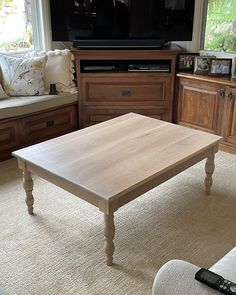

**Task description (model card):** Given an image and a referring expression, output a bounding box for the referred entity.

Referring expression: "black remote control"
[195,268,236,294]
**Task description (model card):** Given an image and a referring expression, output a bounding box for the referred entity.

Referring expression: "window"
[0,0,51,53]
[0,0,33,52]
[203,0,236,53]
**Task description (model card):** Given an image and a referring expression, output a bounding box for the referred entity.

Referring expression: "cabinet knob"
[219,89,225,98]
[46,120,54,127]
[228,92,234,100]
[121,90,131,97]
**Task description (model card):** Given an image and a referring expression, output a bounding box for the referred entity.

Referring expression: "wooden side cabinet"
[177,73,236,154]
[74,46,181,128]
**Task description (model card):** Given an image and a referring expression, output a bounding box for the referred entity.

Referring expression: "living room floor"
[0,151,235,295]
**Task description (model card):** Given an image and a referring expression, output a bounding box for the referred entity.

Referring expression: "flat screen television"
[49,0,196,48]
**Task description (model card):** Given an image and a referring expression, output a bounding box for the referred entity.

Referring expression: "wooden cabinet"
[0,103,78,162]
[74,46,181,128]
[177,73,236,154]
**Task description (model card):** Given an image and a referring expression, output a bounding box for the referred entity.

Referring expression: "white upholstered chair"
[152,247,236,294]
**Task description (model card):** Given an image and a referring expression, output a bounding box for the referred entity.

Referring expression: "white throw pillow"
[0,83,9,99]
[26,49,77,94]
[0,54,47,96]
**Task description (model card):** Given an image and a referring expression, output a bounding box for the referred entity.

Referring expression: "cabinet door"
[178,79,222,134]
[221,87,236,146]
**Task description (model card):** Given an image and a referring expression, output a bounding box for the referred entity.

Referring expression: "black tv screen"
[50,0,195,48]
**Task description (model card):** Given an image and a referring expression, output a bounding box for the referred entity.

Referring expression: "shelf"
[80,59,171,73]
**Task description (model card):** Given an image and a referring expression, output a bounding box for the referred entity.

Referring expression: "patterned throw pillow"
[0,83,9,99]
[0,54,47,96]
[26,49,77,94]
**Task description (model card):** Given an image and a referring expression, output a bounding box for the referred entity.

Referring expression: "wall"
[52,42,73,50]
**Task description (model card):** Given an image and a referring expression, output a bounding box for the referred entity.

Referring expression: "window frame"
[31,0,52,51]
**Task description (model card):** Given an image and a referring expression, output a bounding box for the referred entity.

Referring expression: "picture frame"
[209,58,232,77]
[177,53,199,71]
[194,56,215,75]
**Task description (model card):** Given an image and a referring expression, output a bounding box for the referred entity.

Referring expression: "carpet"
[0,151,236,295]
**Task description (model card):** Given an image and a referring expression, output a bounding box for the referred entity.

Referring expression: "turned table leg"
[204,152,215,195]
[104,213,115,266]
[23,170,34,215]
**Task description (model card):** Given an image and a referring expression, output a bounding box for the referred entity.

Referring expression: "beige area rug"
[0,151,236,295]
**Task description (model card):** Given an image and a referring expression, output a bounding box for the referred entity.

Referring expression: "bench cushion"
[0,93,77,119]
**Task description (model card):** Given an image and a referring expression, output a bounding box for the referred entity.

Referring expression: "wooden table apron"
[13,113,222,266]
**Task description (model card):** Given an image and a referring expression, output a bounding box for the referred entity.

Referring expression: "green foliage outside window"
[204,0,236,52]
[0,0,33,52]
[0,0,12,10]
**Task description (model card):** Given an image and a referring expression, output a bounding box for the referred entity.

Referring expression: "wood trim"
[177,72,236,87]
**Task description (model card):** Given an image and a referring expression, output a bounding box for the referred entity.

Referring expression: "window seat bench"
[0,93,78,162]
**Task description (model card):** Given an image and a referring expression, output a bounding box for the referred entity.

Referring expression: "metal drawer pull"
[46,120,54,127]
[121,90,131,96]
[228,92,234,100]
[219,89,225,98]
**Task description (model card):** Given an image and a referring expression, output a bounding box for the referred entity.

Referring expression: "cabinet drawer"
[81,108,169,128]
[20,105,78,144]
[0,121,19,151]
[81,77,171,106]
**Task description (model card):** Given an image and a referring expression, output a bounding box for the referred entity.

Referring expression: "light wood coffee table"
[13,113,222,266]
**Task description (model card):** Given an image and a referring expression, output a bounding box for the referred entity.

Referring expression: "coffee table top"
[13,113,222,212]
